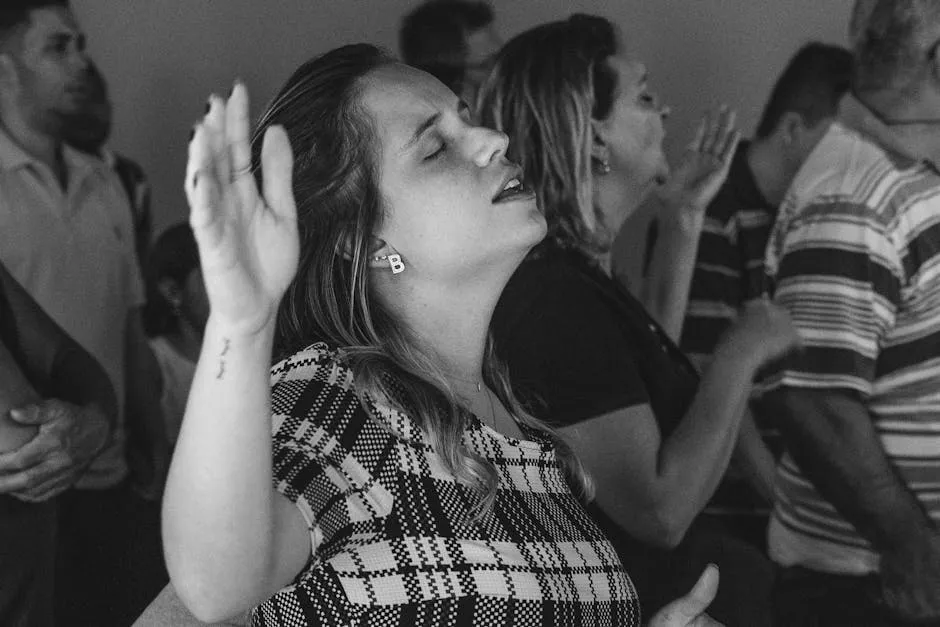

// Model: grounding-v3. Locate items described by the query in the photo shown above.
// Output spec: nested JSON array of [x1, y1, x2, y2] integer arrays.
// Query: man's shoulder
[[794, 123, 940, 213]]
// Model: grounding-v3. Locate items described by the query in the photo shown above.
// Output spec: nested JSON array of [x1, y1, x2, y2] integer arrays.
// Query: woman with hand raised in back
[[478, 15, 801, 625]]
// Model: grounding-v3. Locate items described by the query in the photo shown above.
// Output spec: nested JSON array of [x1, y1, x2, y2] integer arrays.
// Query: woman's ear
[[590, 120, 612, 174], [336, 235, 404, 273]]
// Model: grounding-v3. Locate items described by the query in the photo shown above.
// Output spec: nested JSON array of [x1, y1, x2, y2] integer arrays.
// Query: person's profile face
[[12, 6, 92, 123], [594, 54, 670, 199], [360, 63, 544, 285]]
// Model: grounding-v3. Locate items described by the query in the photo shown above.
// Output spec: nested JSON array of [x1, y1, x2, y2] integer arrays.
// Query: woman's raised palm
[[184, 83, 299, 336]]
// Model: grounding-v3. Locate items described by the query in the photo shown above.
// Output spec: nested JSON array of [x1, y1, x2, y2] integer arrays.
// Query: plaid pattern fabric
[[250, 343, 639, 627], [759, 96, 940, 573]]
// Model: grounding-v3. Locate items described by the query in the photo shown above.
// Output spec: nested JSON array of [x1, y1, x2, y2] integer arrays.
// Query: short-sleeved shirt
[[759, 94, 940, 575], [491, 249, 700, 573], [102, 149, 152, 265], [492, 247, 698, 434], [0, 128, 144, 489], [679, 141, 782, 517], [251, 343, 639, 627]]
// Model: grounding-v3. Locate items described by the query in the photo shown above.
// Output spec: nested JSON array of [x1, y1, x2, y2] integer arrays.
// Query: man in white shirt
[[0, 1, 168, 624]]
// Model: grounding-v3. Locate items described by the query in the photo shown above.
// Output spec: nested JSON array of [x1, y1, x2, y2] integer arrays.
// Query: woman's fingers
[[185, 124, 211, 228], [715, 109, 738, 159], [204, 94, 231, 190], [260, 125, 297, 223], [701, 107, 724, 154], [719, 129, 742, 166], [226, 81, 261, 210], [186, 125, 224, 251], [689, 117, 707, 153]]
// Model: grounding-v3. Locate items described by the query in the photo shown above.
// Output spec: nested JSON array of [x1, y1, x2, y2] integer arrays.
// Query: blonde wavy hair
[[251, 44, 591, 517], [476, 14, 620, 258]]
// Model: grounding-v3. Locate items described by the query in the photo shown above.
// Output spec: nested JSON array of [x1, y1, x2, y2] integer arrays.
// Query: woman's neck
[[375, 268, 509, 385], [593, 169, 650, 277]]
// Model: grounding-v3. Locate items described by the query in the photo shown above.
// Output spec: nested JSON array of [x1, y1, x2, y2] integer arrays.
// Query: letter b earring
[[374, 254, 405, 274]]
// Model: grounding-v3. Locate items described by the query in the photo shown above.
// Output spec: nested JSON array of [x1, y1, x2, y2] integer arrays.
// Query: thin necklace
[[451, 378, 497, 428], [482, 386, 497, 430]]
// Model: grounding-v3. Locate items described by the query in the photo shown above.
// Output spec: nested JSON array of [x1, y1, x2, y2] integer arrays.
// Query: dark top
[[492, 247, 698, 435], [492, 249, 770, 624]]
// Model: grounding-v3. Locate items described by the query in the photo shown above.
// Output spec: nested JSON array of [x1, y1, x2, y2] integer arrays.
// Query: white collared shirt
[[0, 127, 144, 488]]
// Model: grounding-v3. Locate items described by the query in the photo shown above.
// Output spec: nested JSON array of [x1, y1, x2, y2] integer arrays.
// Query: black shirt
[[492, 247, 698, 435], [491, 248, 763, 623]]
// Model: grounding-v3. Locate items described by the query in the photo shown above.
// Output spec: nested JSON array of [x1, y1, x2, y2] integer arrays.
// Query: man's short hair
[[0, 0, 69, 51], [755, 42, 853, 138], [851, 0, 940, 92], [399, 0, 494, 92]]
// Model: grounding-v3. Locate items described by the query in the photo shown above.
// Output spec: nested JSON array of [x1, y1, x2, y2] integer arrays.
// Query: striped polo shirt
[[759, 94, 940, 574], [679, 142, 783, 519]]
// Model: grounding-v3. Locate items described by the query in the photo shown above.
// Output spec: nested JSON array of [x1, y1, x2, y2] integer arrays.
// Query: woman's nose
[[470, 126, 508, 167]]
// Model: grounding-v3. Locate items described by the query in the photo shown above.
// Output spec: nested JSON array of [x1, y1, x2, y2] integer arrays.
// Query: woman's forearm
[[641, 216, 702, 343], [163, 317, 280, 619], [653, 343, 757, 532]]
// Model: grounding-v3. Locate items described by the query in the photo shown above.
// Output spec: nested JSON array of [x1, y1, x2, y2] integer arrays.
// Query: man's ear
[[777, 111, 805, 146]]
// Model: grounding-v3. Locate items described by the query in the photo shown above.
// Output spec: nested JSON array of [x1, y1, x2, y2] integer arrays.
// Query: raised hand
[[185, 82, 299, 338], [656, 106, 740, 232], [724, 299, 801, 368], [649, 565, 724, 627]]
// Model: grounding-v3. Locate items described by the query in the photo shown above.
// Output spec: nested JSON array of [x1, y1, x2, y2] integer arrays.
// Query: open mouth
[[492, 175, 533, 204]]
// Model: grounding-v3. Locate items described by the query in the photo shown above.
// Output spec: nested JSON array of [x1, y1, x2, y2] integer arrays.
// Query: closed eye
[[424, 142, 446, 161]]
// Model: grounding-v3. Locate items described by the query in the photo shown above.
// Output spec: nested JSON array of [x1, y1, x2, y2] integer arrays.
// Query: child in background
[[143, 224, 208, 448]]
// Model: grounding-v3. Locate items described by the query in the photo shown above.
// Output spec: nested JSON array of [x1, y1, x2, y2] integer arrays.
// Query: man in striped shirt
[[757, 1, 940, 623], [678, 43, 852, 549]]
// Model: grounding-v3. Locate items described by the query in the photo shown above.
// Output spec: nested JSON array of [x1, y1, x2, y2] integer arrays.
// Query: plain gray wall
[[70, 0, 853, 246]]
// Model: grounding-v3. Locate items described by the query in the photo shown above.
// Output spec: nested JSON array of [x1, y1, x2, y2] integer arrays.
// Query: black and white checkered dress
[[249, 343, 640, 626]]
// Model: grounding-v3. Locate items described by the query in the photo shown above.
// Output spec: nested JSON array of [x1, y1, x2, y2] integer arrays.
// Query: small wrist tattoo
[[217, 338, 231, 379]]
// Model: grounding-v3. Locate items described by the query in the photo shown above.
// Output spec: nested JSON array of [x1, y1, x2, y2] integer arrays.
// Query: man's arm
[[760, 387, 934, 550], [761, 387, 940, 618], [731, 409, 775, 504], [0, 262, 116, 500]]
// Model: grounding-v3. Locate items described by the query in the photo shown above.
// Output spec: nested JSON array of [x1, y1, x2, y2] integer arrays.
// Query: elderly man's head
[[850, 0, 940, 93]]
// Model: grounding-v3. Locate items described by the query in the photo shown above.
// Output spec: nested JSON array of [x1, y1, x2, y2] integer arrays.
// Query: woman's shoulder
[[269, 342, 425, 444], [271, 341, 351, 384], [495, 249, 622, 336]]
